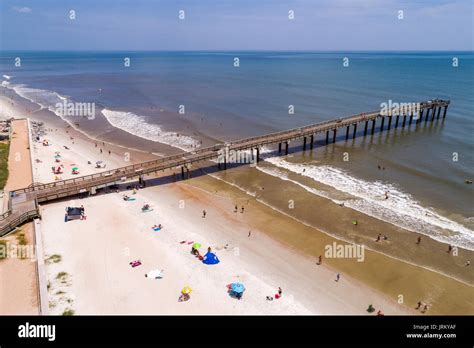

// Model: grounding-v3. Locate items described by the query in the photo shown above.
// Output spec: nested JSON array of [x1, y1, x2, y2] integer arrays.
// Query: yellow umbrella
[[181, 286, 192, 295]]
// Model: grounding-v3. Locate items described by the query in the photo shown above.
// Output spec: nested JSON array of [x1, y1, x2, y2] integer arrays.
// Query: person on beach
[[448, 245, 452, 254], [108, 150, 111, 155], [100, 148, 103, 154], [465, 260, 471, 267], [234, 204, 238, 213], [422, 304, 429, 313], [202, 210, 206, 218], [416, 301, 422, 310], [318, 255, 322, 265], [248, 231, 251, 238], [376, 234, 381, 242], [241, 206, 244, 213], [336, 273, 340, 282], [416, 236, 421, 245], [274, 287, 282, 299], [384, 191, 389, 200], [208, 246, 212, 253]]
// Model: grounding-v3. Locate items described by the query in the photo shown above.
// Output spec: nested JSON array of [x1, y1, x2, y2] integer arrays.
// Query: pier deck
[[0, 99, 450, 236]]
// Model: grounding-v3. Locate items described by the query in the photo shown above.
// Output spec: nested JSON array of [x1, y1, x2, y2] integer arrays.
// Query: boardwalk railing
[[0, 206, 40, 237]]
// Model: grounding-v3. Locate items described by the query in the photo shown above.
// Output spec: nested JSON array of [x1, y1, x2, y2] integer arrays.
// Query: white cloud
[[12, 6, 32, 14]]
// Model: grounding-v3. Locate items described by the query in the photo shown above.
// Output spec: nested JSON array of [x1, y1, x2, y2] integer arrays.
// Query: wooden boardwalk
[[0, 99, 450, 235]]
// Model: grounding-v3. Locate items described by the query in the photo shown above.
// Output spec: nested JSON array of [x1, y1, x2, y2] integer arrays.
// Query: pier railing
[[9, 99, 450, 204]]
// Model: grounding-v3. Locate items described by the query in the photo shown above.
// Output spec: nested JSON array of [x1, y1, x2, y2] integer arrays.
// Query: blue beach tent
[[202, 252, 220, 265]]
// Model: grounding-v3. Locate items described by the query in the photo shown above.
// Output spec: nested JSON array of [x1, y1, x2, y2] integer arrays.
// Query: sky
[[1, 0, 472, 51]]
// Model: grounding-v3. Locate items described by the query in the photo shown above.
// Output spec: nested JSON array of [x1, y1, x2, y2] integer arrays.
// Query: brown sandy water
[[3, 87, 472, 314], [187, 170, 474, 314]]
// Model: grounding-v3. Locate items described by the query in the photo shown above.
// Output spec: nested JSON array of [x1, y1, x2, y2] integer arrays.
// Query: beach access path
[[0, 119, 39, 315]]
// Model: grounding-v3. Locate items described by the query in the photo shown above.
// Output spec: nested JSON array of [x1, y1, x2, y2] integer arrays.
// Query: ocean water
[[1, 51, 473, 248]]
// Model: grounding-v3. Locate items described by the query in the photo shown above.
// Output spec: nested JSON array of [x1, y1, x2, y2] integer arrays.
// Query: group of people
[[234, 205, 245, 213], [266, 287, 283, 301], [416, 301, 430, 313]]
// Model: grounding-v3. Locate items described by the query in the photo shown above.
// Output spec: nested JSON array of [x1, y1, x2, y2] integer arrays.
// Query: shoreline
[[0, 92, 472, 315]]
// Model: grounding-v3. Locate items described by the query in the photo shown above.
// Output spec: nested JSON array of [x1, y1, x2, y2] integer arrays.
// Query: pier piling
[[352, 124, 357, 138], [326, 131, 329, 144], [332, 129, 337, 143], [402, 115, 407, 128], [395, 115, 399, 128], [346, 126, 350, 140], [278, 143, 282, 154], [285, 141, 289, 155], [364, 121, 368, 135], [181, 166, 185, 180], [310, 134, 314, 149], [303, 137, 307, 151], [418, 109, 424, 123], [387, 116, 392, 130], [381, 117, 385, 132], [371, 119, 376, 135], [443, 105, 448, 118]]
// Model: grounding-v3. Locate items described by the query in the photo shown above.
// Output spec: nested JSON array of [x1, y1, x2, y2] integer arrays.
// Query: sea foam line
[[101, 109, 200, 152], [202, 167, 473, 286], [259, 154, 474, 251]]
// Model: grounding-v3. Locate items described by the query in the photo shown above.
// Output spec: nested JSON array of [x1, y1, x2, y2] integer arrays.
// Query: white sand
[[30, 127, 134, 184], [40, 184, 408, 315], [0, 96, 407, 315]]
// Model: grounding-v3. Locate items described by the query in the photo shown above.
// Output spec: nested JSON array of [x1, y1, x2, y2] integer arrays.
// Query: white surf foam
[[259, 154, 474, 250], [2, 75, 12, 80], [101, 109, 200, 152], [5, 83, 68, 111]]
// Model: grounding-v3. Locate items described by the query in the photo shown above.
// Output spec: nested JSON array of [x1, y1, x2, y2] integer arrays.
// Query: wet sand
[[1, 93, 472, 315], [189, 168, 474, 314]]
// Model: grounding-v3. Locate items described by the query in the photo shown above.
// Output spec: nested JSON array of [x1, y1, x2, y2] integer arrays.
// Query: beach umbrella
[[231, 283, 245, 294], [181, 286, 192, 294], [192, 242, 201, 249], [145, 269, 164, 279], [202, 252, 220, 265], [72, 167, 79, 171]]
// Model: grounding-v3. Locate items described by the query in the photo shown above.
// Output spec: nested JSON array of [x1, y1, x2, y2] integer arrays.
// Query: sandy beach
[[0, 94, 472, 315]]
